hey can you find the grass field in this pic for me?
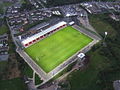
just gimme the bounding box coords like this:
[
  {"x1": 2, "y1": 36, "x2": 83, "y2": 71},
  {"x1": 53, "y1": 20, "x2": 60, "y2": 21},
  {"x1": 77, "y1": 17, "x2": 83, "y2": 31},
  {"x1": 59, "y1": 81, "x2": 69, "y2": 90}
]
[
  {"x1": 67, "y1": 14, "x2": 118, "y2": 90},
  {"x1": 89, "y1": 14, "x2": 117, "y2": 38},
  {"x1": 25, "y1": 26, "x2": 93, "y2": 73},
  {"x1": 68, "y1": 49, "x2": 111, "y2": 90},
  {"x1": 0, "y1": 25, "x2": 8, "y2": 35},
  {"x1": 0, "y1": 78, "x2": 27, "y2": 90}
]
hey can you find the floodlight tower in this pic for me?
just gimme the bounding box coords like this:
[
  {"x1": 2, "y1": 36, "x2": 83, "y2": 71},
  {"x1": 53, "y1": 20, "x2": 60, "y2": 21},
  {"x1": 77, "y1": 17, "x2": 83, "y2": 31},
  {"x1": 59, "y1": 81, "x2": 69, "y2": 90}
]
[
  {"x1": 103, "y1": 32, "x2": 108, "y2": 41},
  {"x1": 102, "y1": 32, "x2": 108, "y2": 46}
]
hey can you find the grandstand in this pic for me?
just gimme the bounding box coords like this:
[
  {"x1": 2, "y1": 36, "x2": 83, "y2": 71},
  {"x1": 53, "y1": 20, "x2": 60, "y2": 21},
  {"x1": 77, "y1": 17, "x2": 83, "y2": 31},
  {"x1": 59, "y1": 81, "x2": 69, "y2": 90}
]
[{"x1": 20, "y1": 21, "x2": 67, "y2": 48}]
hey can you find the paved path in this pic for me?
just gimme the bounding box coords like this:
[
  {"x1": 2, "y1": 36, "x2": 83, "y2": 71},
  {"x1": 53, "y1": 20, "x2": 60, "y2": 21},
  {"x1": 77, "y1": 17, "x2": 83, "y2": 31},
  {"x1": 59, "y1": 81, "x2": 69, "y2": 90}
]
[{"x1": 27, "y1": 80, "x2": 37, "y2": 90}]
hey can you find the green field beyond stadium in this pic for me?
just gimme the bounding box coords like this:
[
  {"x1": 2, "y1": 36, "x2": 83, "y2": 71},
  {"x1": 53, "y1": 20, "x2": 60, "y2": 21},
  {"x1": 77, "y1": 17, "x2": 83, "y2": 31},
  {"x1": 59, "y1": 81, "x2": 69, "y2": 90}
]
[{"x1": 25, "y1": 26, "x2": 93, "y2": 73}]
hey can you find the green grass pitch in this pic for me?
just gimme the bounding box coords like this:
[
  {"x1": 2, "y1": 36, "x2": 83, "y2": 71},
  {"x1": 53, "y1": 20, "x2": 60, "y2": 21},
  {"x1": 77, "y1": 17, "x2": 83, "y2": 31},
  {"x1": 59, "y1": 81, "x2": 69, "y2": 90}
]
[{"x1": 25, "y1": 26, "x2": 93, "y2": 73}]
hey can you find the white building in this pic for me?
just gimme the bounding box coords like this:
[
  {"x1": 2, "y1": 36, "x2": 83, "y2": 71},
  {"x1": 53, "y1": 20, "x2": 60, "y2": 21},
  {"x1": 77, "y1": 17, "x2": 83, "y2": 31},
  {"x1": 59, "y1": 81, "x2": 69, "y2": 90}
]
[
  {"x1": 69, "y1": 21, "x2": 75, "y2": 25},
  {"x1": 77, "y1": 53, "x2": 85, "y2": 59}
]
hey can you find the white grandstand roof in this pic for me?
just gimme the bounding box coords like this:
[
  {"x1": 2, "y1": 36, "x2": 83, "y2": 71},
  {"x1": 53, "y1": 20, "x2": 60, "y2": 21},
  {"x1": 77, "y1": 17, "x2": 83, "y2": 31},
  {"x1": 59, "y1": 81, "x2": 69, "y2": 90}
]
[{"x1": 21, "y1": 21, "x2": 67, "y2": 45}]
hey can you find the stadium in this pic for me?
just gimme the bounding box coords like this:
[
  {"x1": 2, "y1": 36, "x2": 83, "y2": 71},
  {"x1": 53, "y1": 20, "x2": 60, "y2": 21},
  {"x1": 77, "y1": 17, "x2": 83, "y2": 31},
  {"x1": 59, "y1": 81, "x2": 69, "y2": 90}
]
[{"x1": 18, "y1": 21, "x2": 97, "y2": 82}]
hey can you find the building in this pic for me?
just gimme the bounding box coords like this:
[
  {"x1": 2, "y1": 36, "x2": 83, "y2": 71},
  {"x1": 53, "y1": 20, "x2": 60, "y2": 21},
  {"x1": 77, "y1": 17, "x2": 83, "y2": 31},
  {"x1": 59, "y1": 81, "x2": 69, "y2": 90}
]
[
  {"x1": 69, "y1": 21, "x2": 75, "y2": 25},
  {"x1": 20, "y1": 21, "x2": 67, "y2": 48},
  {"x1": 77, "y1": 53, "x2": 85, "y2": 59}
]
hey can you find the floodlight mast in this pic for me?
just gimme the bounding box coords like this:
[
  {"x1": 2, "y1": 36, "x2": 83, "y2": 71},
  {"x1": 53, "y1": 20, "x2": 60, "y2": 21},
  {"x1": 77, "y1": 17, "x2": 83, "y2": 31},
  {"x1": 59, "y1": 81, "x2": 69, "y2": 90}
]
[
  {"x1": 104, "y1": 32, "x2": 108, "y2": 41},
  {"x1": 103, "y1": 32, "x2": 108, "y2": 44}
]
